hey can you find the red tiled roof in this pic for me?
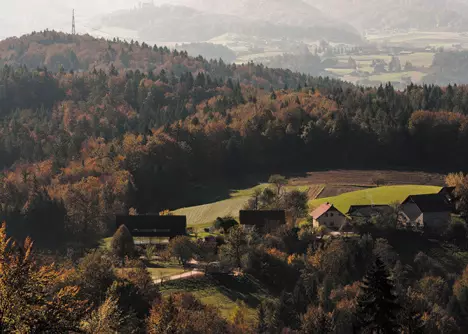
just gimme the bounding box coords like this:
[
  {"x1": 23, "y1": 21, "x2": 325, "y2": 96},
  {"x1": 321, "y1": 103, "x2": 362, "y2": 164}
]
[{"x1": 310, "y1": 203, "x2": 332, "y2": 219}]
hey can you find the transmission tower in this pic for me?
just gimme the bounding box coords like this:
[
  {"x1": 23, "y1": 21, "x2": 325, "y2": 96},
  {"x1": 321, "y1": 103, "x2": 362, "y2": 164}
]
[{"x1": 72, "y1": 9, "x2": 76, "y2": 35}]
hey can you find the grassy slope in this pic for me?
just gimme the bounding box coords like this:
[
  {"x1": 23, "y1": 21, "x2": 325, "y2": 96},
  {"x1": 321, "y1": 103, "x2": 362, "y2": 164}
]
[
  {"x1": 309, "y1": 185, "x2": 442, "y2": 213},
  {"x1": 159, "y1": 274, "x2": 272, "y2": 321},
  {"x1": 173, "y1": 184, "x2": 311, "y2": 227}
]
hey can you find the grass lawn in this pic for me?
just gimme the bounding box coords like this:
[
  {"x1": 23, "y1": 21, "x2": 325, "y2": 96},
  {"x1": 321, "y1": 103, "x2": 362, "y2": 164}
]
[
  {"x1": 326, "y1": 68, "x2": 355, "y2": 75},
  {"x1": 368, "y1": 71, "x2": 425, "y2": 83},
  {"x1": 337, "y1": 52, "x2": 434, "y2": 68},
  {"x1": 366, "y1": 31, "x2": 468, "y2": 48},
  {"x1": 309, "y1": 185, "x2": 441, "y2": 213},
  {"x1": 173, "y1": 184, "x2": 310, "y2": 227},
  {"x1": 174, "y1": 196, "x2": 250, "y2": 228},
  {"x1": 159, "y1": 274, "x2": 272, "y2": 322}
]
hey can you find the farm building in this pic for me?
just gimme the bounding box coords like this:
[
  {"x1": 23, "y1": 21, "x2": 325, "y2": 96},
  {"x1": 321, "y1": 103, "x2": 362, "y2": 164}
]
[
  {"x1": 347, "y1": 205, "x2": 394, "y2": 221},
  {"x1": 239, "y1": 210, "x2": 286, "y2": 233},
  {"x1": 399, "y1": 194, "x2": 452, "y2": 230},
  {"x1": 115, "y1": 215, "x2": 187, "y2": 238},
  {"x1": 310, "y1": 203, "x2": 347, "y2": 230}
]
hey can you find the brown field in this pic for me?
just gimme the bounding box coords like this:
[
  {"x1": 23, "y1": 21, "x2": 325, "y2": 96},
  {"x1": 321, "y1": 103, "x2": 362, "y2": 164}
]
[{"x1": 289, "y1": 170, "x2": 446, "y2": 199}]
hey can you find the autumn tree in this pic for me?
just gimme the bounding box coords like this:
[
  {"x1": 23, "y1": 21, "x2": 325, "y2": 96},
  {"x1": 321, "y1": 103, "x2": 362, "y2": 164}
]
[
  {"x1": 446, "y1": 172, "x2": 468, "y2": 215},
  {"x1": 230, "y1": 301, "x2": 254, "y2": 333},
  {"x1": 81, "y1": 296, "x2": 123, "y2": 334},
  {"x1": 451, "y1": 265, "x2": 468, "y2": 328},
  {"x1": 147, "y1": 293, "x2": 230, "y2": 334},
  {"x1": 168, "y1": 236, "x2": 197, "y2": 265},
  {"x1": 281, "y1": 190, "x2": 309, "y2": 226},
  {"x1": 269, "y1": 174, "x2": 288, "y2": 197},
  {"x1": 219, "y1": 225, "x2": 252, "y2": 270},
  {"x1": 300, "y1": 306, "x2": 334, "y2": 334},
  {"x1": 214, "y1": 216, "x2": 238, "y2": 233},
  {"x1": 110, "y1": 265, "x2": 160, "y2": 327},
  {"x1": 145, "y1": 244, "x2": 157, "y2": 262},
  {"x1": 73, "y1": 250, "x2": 117, "y2": 306},
  {"x1": 0, "y1": 223, "x2": 88, "y2": 332},
  {"x1": 356, "y1": 258, "x2": 400, "y2": 334}
]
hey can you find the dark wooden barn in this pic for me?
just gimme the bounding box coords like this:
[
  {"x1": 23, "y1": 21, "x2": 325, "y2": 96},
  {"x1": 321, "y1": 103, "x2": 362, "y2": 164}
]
[
  {"x1": 239, "y1": 210, "x2": 286, "y2": 233},
  {"x1": 115, "y1": 215, "x2": 187, "y2": 238}
]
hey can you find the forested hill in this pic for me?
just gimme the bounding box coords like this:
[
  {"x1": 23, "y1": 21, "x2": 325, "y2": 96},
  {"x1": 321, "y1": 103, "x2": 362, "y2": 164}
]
[
  {"x1": 3, "y1": 31, "x2": 468, "y2": 250},
  {"x1": 0, "y1": 30, "x2": 324, "y2": 90}
]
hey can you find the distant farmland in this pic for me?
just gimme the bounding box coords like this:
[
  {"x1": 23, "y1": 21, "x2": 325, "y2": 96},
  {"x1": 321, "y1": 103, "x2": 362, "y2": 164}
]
[
  {"x1": 309, "y1": 185, "x2": 442, "y2": 214},
  {"x1": 172, "y1": 170, "x2": 446, "y2": 228}
]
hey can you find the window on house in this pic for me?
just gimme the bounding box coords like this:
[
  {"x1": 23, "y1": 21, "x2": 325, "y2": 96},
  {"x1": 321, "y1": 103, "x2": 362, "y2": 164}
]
[
  {"x1": 330, "y1": 213, "x2": 334, "y2": 217},
  {"x1": 329, "y1": 222, "x2": 334, "y2": 227}
]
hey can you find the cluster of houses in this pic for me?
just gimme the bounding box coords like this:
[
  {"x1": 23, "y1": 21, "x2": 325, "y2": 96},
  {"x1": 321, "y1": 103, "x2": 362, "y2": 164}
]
[
  {"x1": 310, "y1": 187, "x2": 457, "y2": 232},
  {"x1": 115, "y1": 187, "x2": 457, "y2": 243}
]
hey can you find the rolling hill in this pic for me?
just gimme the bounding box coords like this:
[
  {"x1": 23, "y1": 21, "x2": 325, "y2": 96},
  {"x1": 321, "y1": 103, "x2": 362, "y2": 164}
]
[
  {"x1": 95, "y1": 1, "x2": 361, "y2": 44},
  {"x1": 0, "y1": 30, "x2": 320, "y2": 89},
  {"x1": 311, "y1": 0, "x2": 468, "y2": 32}
]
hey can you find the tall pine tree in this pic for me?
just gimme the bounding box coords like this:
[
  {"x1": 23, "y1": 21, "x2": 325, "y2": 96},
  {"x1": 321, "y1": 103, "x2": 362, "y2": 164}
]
[{"x1": 356, "y1": 257, "x2": 400, "y2": 334}]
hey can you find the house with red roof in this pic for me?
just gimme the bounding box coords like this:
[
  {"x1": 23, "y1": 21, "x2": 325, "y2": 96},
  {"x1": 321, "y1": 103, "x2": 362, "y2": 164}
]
[{"x1": 310, "y1": 203, "x2": 347, "y2": 230}]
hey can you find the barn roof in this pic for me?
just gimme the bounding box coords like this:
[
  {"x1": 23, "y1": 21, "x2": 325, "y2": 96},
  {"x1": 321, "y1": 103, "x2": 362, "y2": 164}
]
[
  {"x1": 239, "y1": 210, "x2": 286, "y2": 227},
  {"x1": 402, "y1": 194, "x2": 451, "y2": 213},
  {"x1": 438, "y1": 186, "x2": 455, "y2": 195},
  {"x1": 309, "y1": 203, "x2": 347, "y2": 219}
]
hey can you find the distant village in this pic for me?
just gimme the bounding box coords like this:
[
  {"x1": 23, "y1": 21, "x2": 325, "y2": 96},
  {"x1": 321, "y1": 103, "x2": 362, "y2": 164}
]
[{"x1": 310, "y1": 187, "x2": 456, "y2": 233}]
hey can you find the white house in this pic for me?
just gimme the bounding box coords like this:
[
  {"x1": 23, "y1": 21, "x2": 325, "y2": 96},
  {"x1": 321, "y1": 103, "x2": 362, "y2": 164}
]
[
  {"x1": 399, "y1": 194, "x2": 452, "y2": 231},
  {"x1": 310, "y1": 203, "x2": 347, "y2": 230}
]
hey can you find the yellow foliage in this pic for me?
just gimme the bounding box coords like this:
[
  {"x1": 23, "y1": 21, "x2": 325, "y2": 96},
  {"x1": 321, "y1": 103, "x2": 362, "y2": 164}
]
[
  {"x1": 159, "y1": 210, "x2": 172, "y2": 216},
  {"x1": 266, "y1": 248, "x2": 287, "y2": 260},
  {"x1": 0, "y1": 223, "x2": 88, "y2": 332},
  {"x1": 446, "y1": 172, "x2": 465, "y2": 187},
  {"x1": 287, "y1": 254, "x2": 300, "y2": 265}
]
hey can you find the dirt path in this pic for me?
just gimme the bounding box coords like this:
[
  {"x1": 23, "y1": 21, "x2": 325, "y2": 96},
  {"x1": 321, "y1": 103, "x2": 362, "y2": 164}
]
[{"x1": 154, "y1": 270, "x2": 204, "y2": 284}]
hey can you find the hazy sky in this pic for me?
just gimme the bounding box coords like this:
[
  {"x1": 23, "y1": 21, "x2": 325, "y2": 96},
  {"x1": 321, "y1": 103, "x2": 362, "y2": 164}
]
[{"x1": 0, "y1": 0, "x2": 140, "y2": 38}]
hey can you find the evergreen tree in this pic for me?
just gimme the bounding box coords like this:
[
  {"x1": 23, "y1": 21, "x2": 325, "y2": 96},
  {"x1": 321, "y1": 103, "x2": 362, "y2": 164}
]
[
  {"x1": 356, "y1": 258, "x2": 400, "y2": 334},
  {"x1": 111, "y1": 225, "x2": 135, "y2": 262}
]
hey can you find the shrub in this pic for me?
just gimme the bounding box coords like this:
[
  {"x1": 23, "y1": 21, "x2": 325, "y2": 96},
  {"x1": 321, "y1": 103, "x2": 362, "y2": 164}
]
[{"x1": 111, "y1": 225, "x2": 135, "y2": 261}]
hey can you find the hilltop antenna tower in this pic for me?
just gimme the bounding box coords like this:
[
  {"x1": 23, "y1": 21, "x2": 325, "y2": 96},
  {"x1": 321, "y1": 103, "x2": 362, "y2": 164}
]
[{"x1": 72, "y1": 9, "x2": 76, "y2": 35}]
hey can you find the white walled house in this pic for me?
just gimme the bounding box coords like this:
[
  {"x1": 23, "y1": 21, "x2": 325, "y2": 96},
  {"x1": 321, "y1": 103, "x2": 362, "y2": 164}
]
[
  {"x1": 310, "y1": 203, "x2": 347, "y2": 230},
  {"x1": 399, "y1": 194, "x2": 452, "y2": 231}
]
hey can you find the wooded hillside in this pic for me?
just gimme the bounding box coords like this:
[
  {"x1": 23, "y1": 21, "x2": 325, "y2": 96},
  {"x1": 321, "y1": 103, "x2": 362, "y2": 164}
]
[{"x1": 1, "y1": 32, "x2": 468, "y2": 249}]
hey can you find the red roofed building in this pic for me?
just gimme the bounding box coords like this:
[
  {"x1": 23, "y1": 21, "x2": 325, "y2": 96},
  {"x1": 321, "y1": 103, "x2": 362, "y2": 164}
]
[{"x1": 310, "y1": 203, "x2": 347, "y2": 230}]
